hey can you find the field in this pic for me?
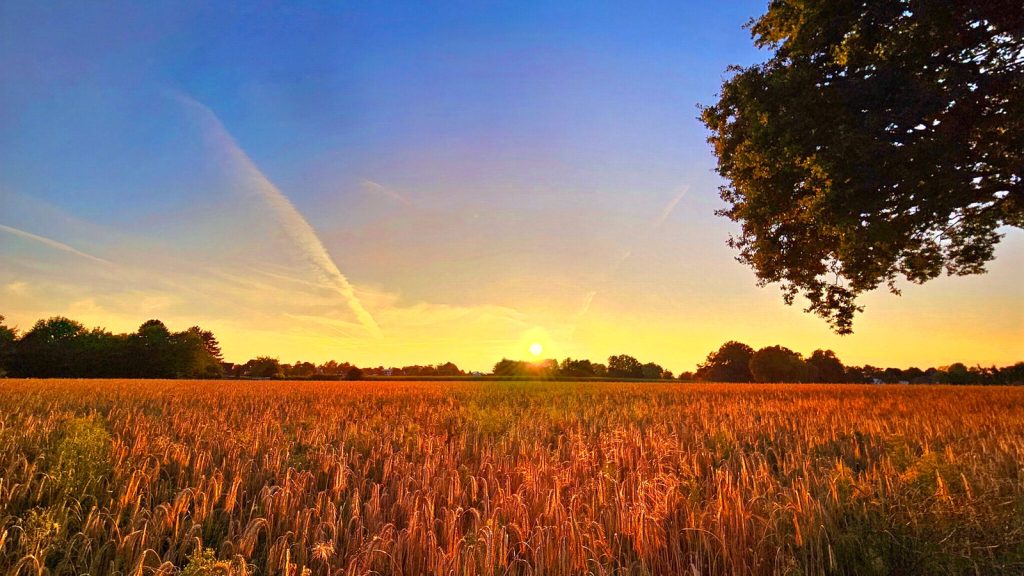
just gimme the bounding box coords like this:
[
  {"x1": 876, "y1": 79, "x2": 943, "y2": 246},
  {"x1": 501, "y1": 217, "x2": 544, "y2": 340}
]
[{"x1": 1, "y1": 380, "x2": 1022, "y2": 575}]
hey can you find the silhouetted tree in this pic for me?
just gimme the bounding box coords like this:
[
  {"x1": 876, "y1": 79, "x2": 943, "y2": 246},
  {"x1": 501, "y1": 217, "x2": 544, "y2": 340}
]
[
  {"x1": 0, "y1": 315, "x2": 16, "y2": 376},
  {"x1": 750, "y1": 346, "x2": 814, "y2": 383},
  {"x1": 1000, "y1": 362, "x2": 1024, "y2": 384},
  {"x1": 9, "y1": 317, "x2": 87, "y2": 377},
  {"x1": 345, "y1": 367, "x2": 363, "y2": 380},
  {"x1": 943, "y1": 362, "x2": 971, "y2": 385},
  {"x1": 245, "y1": 356, "x2": 282, "y2": 378},
  {"x1": 608, "y1": 355, "x2": 644, "y2": 379},
  {"x1": 129, "y1": 319, "x2": 175, "y2": 378},
  {"x1": 807, "y1": 350, "x2": 846, "y2": 383},
  {"x1": 677, "y1": 371, "x2": 695, "y2": 382},
  {"x1": 641, "y1": 362, "x2": 667, "y2": 380},
  {"x1": 559, "y1": 358, "x2": 597, "y2": 377},
  {"x1": 700, "y1": 0, "x2": 1024, "y2": 333},
  {"x1": 493, "y1": 358, "x2": 527, "y2": 376},
  {"x1": 696, "y1": 341, "x2": 754, "y2": 382},
  {"x1": 436, "y1": 362, "x2": 463, "y2": 376}
]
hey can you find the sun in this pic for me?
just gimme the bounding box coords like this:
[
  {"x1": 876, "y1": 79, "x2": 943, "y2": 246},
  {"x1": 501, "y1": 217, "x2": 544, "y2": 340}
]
[{"x1": 529, "y1": 342, "x2": 543, "y2": 356}]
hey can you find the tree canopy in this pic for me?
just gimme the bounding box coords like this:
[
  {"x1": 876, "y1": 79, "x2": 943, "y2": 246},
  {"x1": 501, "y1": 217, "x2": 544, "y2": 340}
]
[
  {"x1": 749, "y1": 345, "x2": 815, "y2": 383},
  {"x1": 700, "y1": 0, "x2": 1023, "y2": 333},
  {"x1": 696, "y1": 341, "x2": 754, "y2": 382}
]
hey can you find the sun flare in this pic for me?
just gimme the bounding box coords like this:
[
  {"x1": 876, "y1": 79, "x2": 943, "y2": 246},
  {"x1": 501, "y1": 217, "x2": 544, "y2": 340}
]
[{"x1": 529, "y1": 342, "x2": 543, "y2": 356}]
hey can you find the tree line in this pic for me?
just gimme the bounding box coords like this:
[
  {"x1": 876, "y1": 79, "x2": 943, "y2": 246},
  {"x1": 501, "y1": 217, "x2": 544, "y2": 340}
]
[
  {"x1": 1, "y1": 314, "x2": 1020, "y2": 384},
  {"x1": 0, "y1": 315, "x2": 222, "y2": 378},
  {"x1": 685, "y1": 341, "x2": 1024, "y2": 385}
]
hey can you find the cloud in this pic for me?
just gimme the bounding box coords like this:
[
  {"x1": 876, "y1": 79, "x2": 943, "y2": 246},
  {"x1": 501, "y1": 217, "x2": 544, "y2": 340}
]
[
  {"x1": 175, "y1": 93, "x2": 382, "y2": 337},
  {"x1": 573, "y1": 186, "x2": 689, "y2": 324},
  {"x1": 0, "y1": 223, "x2": 113, "y2": 266},
  {"x1": 361, "y1": 179, "x2": 412, "y2": 206}
]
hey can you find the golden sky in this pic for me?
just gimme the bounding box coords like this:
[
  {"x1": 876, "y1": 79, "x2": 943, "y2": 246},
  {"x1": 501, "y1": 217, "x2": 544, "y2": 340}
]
[{"x1": 1, "y1": 3, "x2": 1021, "y2": 372}]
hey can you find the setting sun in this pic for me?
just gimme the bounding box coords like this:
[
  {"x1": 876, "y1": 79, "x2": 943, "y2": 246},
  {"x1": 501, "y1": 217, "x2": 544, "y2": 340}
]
[{"x1": 529, "y1": 342, "x2": 543, "y2": 356}]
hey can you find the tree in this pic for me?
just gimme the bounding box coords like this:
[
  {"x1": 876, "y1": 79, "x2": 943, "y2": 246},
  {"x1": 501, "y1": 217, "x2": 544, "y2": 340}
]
[
  {"x1": 493, "y1": 358, "x2": 527, "y2": 377},
  {"x1": 807, "y1": 349, "x2": 846, "y2": 383},
  {"x1": 943, "y1": 362, "x2": 970, "y2": 385},
  {"x1": 245, "y1": 356, "x2": 282, "y2": 378},
  {"x1": 9, "y1": 317, "x2": 87, "y2": 377},
  {"x1": 700, "y1": 1, "x2": 1024, "y2": 334},
  {"x1": 187, "y1": 326, "x2": 223, "y2": 361},
  {"x1": 641, "y1": 362, "x2": 666, "y2": 380},
  {"x1": 345, "y1": 366, "x2": 363, "y2": 380},
  {"x1": 436, "y1": 362, "x2": 463, "y2": 376},
  {"x1": 607, "y1": 355, "x2": 644, "y2": 379},
  {"x1": 696, "y1": 341, "x2": 754, "y2": 382},
  {"x1": 0, "y1": 315, "x2": 16, "y2": 376},
  {"x1": 130, "y1": 319, "x2": 175, "y2": 378},
  {"x1": 559, "y1": 358, "x2": 597, "y2": 377},
  {"x1": 749, "y1": 346, "x2": 813, "y2": 383}
]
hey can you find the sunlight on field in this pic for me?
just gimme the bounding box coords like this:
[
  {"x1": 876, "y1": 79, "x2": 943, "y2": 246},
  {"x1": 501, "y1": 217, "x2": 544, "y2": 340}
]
[{"x1": 1, "y1": 380, "x2": 1022, "y2": 575}]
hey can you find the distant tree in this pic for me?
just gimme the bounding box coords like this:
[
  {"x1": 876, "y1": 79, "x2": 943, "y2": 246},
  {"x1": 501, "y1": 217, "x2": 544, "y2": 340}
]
[
  {"x1": 882, "y1": 367, "x2": 905, "y2": 384},
  {"x1": 129, "y1": 319, "x2": 175, "y2": 378},
  {"x1": 245, "y1": 356, "x2": 282, "y2": 378},
  {"x1": 608, "y1": 355, "x2": 644, "y2": 379},
  {"x1": 345, "y1": 366, "x2": 363, "y2": 380},
  {"x1": 807, "y1": 350, "x2": 846, "y2": 383},
  {"x1": 287, "y1": 361, "x2": 317, "y2": 378},
  {"x1": 0, "y1": 315, "x2": 16, "y2": 376},
  {"x1": 493, "y1": 358, "x2": 526, "y2": 376},
  {"x1": 749, "y1": 346, "x2": 813, "y2": 383},
  {"x1": 903, "y1": 367, "x2": 926, "y2": 383},
  {"x1": 436, "y1": 362, "x2": 463, "y2": 376},
  {"x1": 696, "y1": 341, "x2": 754, "y2": 382},
  {"x1": 187, "y1": 326, "x2": 223, "y2": 361},
  {"x1": 677, "y1": 371, "x2": 696, "y2": 382},
  {"x1": 9, "y1": 316, "x2": 87, "y2": 377},
  {"x1": 700, "y1": 1, "x2": 1024, "y2": 334},
  {"x1": 999, "y1": 362, "x2": 1024, "y2": 385},
  {"x1": 592, "y1": 363, "x2": 608, "y2": 378},
  {"x1": 943, "y1": 362, "x2": 971, "y2": 385},
  {"x1": 167, "y1": 329, "x2": 222, "y2": 378},
  {"x1": 559, "y1": 358, "x2": 597, "y2": 378},
  {"x1": 641, "y1": 362, "x2": 666, "y2": 380}
]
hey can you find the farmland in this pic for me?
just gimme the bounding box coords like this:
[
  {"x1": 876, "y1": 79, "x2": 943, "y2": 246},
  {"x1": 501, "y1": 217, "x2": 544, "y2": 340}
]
[{"x1": 1, "y1": 380, "x2": 1022, "y2": 575}]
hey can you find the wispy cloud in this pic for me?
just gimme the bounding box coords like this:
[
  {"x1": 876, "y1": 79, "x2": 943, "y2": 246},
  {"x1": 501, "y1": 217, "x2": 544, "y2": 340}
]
[
  {"x1": 361, "y1": 180, "x2": 412, "y2": 207},
  {"x1": 0, "y1": 223, "x2": 113, "y2": 266},
  {"x1": 573, "y1": 186, "x2": 689, "y2": 324},
  {"x1": 175, "y1": 93, "x2": 382, "y2": 337}
]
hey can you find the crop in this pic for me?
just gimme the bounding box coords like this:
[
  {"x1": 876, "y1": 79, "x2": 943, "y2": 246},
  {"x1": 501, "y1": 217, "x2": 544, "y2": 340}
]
[{"x1": 1, "y1": 380, "x2": 1022, "y2": 575}]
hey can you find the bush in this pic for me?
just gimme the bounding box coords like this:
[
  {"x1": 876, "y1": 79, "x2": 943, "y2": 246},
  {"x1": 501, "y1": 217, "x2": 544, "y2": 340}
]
[{"x1": 52, "y1": 417, "x2": 112, "y2": 498}]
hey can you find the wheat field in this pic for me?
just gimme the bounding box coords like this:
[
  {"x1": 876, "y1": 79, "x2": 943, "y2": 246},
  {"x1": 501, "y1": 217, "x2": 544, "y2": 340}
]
[{"x1": 0, "y1": 380, "x2": 1022, "y2": 575}]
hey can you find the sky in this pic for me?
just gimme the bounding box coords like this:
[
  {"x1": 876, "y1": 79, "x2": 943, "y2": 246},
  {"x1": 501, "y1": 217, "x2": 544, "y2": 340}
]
[{"x1": 1, "y1": 1, "x2": 1021, "y2": 372}]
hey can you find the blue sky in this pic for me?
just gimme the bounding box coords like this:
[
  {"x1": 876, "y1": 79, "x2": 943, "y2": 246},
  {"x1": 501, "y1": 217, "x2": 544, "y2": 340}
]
[{"x1": 1, "y1": 1, "x2": 1021, "y2": 370}]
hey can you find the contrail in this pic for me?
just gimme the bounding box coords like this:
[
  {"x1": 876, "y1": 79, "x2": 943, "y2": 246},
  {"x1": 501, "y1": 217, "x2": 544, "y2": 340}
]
[
  {"x1": 0, "y1": 223, "x2": 113, "y2": 266},
  {"x1": 573, "y1": 186, "x2": 689, "y2": 324},
  {"x1": 176, "y1": 94, "x2": 382, "y2": 337},
  {"x1": 362, "y1": 180, "x2": 412, "y2": 207}
]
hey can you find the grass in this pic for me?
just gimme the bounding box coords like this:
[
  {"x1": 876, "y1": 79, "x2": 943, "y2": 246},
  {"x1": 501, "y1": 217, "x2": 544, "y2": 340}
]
[{"x1": 0, "y1": 380, "x2": 1022, "y2": 575}]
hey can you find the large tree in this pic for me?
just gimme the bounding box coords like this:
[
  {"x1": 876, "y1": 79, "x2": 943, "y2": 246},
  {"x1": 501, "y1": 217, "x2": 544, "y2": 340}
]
[{"x1": 700, "y1": 1, "x2": 1023, "y2": 333}]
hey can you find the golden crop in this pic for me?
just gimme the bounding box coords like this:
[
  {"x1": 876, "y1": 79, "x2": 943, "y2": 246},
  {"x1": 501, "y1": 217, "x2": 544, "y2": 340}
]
[{"x1": 1, "y1": 380, "x2": 1022, "y2": 575}]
